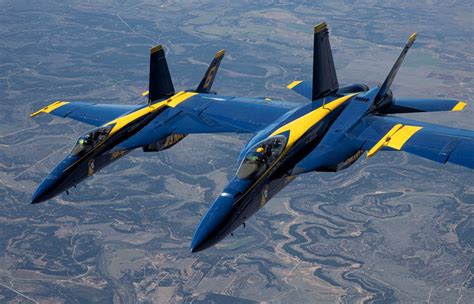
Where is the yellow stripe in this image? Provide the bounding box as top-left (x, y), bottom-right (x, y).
top-left (141, 90), bottom-right (149, 97)
top-left (271, 94), bottom-right (356, 150)
top-left (367, 124), bottom-right (422, 158)
top-left (215, 49), bottom-right (225, 58)
top-left (150, 44), bottom-right (163, 54)
top-left (452, 101), bottom-right (466, 111)
top-left (166, 91), bottom-right (198, 108)
top-left (314, 22), bottom-right (327, 33)
top-left (367, 124), bottom-right (403, 157)
top-left (30, 101), bottom-right (70, 117)
top-left (387, 125), bottom-right (422, 150)
top-left (232, 94), bottom-right (355, 207)
top-left (64, 91), bottom-right (197, 172)
top-left (407, 32), bottom-right (417, 44)
top-left (287, 80), bottom-right (302, 90)
top-left (106, 91), bottom-right (197, 135)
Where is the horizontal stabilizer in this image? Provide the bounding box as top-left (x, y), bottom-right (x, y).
top-left (287, 80), bottom-right (312, 100)
top-left (149, 45), bottom-right (175, 104)
top-left (196, 49), bottom-right (225, 94)
top-left (384, 98), bottom-right (467, 114)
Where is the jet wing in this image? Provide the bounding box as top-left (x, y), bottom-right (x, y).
top-left (31, 93), bottom-right (296, 133)
top-left (172, 94), bottom-right (297, 134)
top-left (351, 115), bottom-right (474, 169)
top-left (31, 101), bottom-right (139, 126)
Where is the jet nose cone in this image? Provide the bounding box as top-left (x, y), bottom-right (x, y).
top-left (191, 194), bottom-right (235, 253)
top-left (31, 175), bottom-right (60, 204)
top-left (31, 155), bottom-right (78, 204)
top-left (189, 243), bottom-right (202, 254)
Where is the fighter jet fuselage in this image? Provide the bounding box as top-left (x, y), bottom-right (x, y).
top-left (30, 23), bottom-right (473, 253)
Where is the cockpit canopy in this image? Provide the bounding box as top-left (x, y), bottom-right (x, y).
top-left (71, 125), bottom-right (113, 156)
top-left (237, 135), bottom-right (287, 180)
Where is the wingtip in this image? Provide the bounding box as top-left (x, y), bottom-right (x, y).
top-left (30, 110), bottom-right (42, 118)
top-left (452, 101), bottom-right (467, 111)
top-left (30, 101), bottom-right (69, 118)
top-left (314, 22), bottom-right (328, 33)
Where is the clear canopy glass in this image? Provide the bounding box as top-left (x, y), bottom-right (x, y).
top-left (71, 125), bottom-right (113, 156)
top-left (237, 135), bottom-right (287, 180)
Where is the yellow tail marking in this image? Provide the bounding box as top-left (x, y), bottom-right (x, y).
top-left (30, 101), bottom-right (70, 117)
top-left (452, 101), bottom-right (466, 111)
top-left (150, 44), bottom-right (164, 54)
top-left (407, 32), bottom-right (417, 44)
top-left (314, 22), bottom-right (328, 33)
top-left (215, 49), bottom-right (225, 58)
top-left (106, 91), bottom-right (197, 136)
top-left (271, 94), bottom-right (356, 149)
top-left (367, 124), bottom-right (422, 158)
top-left (287, 80), bottom-right (302, 90)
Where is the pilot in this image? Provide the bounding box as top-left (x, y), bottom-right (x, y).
top-left (78, 138), bottom-right (90, 148)
top-left (255, 147), bottom-right (267, 164)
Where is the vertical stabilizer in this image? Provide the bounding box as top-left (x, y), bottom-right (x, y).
top-left (196, 49), bottom-right (225, 94)
top-left (375, 33), bottom-right (417, 105)
top-left (149, 45), bottom-right (175, 104)
top-left (312, 22), bottom-right (339, 100)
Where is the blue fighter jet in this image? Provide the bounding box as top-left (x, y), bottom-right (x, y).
top-left (30, 23), bottom-right (473, 253)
